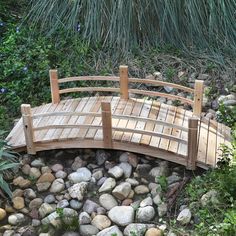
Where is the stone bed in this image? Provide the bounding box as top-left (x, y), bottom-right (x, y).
top-left (0, 149), bottom-right (194, 236)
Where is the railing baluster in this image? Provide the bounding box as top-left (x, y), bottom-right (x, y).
top-left (50, 69), bottom-right (60, 104)
top-left (21, 104), bottom-right (36, 155)
top-left (101, 102), bottom-right (113, 148)
top-left (187, 117), bottom-right (199, 170)
top-left (119, 65), bottom-right (129, 99)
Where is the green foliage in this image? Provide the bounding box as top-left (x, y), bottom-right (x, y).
top-left (156, 175), bottom-right (168, 192)
top-left (0, 131), bottom-right (19, 197)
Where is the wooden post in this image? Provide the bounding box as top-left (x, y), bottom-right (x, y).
top-left (119, 65), bottom-right (129, 99)
top-left (49, 69), bottom-right (60, 104)
top-left (193, 80), bottom-right (204, 117)
top-left (101, 102), bottom-right (113, 148)
top-left (21, 104), bottom-right (36, 155)
top-left (187, 117), bottom-right (199, 170)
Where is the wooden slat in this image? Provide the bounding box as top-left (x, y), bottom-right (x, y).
top-left (59, 87), bottom-right (119, 94)
top-left (159, 105), bottom-right (177, 150)
top-left (58, 76), bottom-right (120, 83)
top-left (140, 101), bottom-right (160, 145)
top-left (101, 102), bottom-right (112, 147)
top-left (168, 108), bottom-right (186, 153)
top-left (149, 103), bottom-right (169, 148)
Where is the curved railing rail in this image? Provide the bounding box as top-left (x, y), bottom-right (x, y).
top-left (21, 101), bottom-right (198, 170)
top-left (50, 65), bottom-right (204, 117)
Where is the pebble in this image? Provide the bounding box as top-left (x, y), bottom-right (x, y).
top-left (55, 170), bottom-right (67, 179)
top-left (126, 178), bottom-right (139, 186)
top-left (79, 211), bottom-right (91, 225)
top-left (49, 178), bottom-right (65, 193)
top-left (83, 199), bottom-right (100, 214)
top-left (91, 215), bottom-right (111, 230)
top-left (70, 199), bottom-right (83, 210)
top-left (158, 203), bottom-right (167, 217)
top-left (99, 194), bottom-right (118, 210)
top-left (92, 170), bottom-right (103, 180)
top-left (112, 182), bottom-right (131, 200)
top-left (12, 197), bottom-right (25, 210)
top-left (37, 173), bottom-right (55, 183)
top-left (96, 150), bottom-right (109, 165)
top-left (8, 213), bottom-right (25, 225)
top-left (98, 178), bottom-right (116, 192)
top-left (177, 208), bottom-right (192, 225)
top-left (68, 182), bottom-right (87, 201)
top-left (44, 194), bottom-right (56, 204)
top-left (36, 182), bottom-right (51, 192)
top-left (124, 223), bottom-right (147, 236)
top-left (29, 198), bottom-right (43, 209)
top-left (31, 159), bottom-right (45, 167)
top-left (97, 225), bottom-right (123, 236)
top-left (79, 224), bottom-right (99, 236)
top-left (140, 197), bottom-right (153, 207)
top-left (108, 166), bottom-right (124, 179)
top-left (68, 167), bottom-right (92, 183)
top-left (0, 208), bottom-right (6, 221)
top-left (13, 176), bottom-right (31, 188)
top-left (136, 206), bottom-right (155, 222)
top-left (145, 228), bottom-right (162, 236)
top-left (29, 167), bottom-right (41, 179)
top-left (51, 163), bottom-right (63, 172)
top-left (39, 203), bottom-right (54, 218)
top-left (119, 162), bottom-right (132, 178)
top-left (134, 185), bottom-right (150, 194)
top-left (57, 199), bottom-right (69, 208)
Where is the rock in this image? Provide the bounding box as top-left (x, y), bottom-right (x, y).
top-left (126, 178), bottom-right (139, 186)
top-left (145, 228), bottom-right (162, 236)
top-left (128, 153), bottom-right (139, 167)
top-left (79, 225), bottom-right (99, 236)
top-left (119, 162), bottom-right (132, 178)
top-left (62, 232), bottom-right (79, 236)
top-left (12, 188), bottom-right (24, 197)
top-left (153, 194), bottom-right (162, 206)
top-left (223, 100), bottom-right (236, 106)
top-left (36, 182), bottom-right (51, 192)
top-left (22, 164), bottom-right (31, 175)
top-left (29, 198), bottom-right (43, 209)
top-left (37, 173), bottom-right (55, 183)
top-left (31, 159), bottom-right (45, 167)
top-left (92, 170), bottom-right (103, 180)
top-left (97, 177), bottom-right (107, 186)
top-left (122, 199), bottom-right (133, 206)
top-left (68, 167), bottom-right (92, 183)
top-left (0, 208), bottom-right (6, 221)
top-left (79, 212), bottom-right (91, 225)
top-left (24, 188), bottom-right (36, 199)
top-left (12, 197), bottom-right (25, 210)
top-left (97, 207), bottom-right (106, 215)
top-left (44, 194), bottom-right (56, 204)
top-left (167, 232), bottom-right (177, 236)
top-left (119, 152), bottom-right (129, 162)
top-left (96, 150), bottom-right (109, 165)
top-left (39, 203), bottom-right (54, 218)
top-left (164, 86), bottom-right (173, 93)
top-left (13, 176), bottom-right (31, 188)
top-left (29, 167), bottom-right (41, 179)
top-left (98, 177), bottom-right (116, 192)
top-left (136, 164), bottom-right (152, 175)
top-left (29, 208), bottom-right (39, 219)
top-left (149, 162), bottom-right (169, 178)
top-left (136, 206), bottom-right (155, 222)
top-left (55, 170), bottom-right (67, 179)
top-left (99, 194), bottom-right (118, 210)
top-left (167, 174), bottom-right (181, 185)
top-left (124, 223), bottom-right (147, 236)
top-left (158, 203), bottom-right (167, 217)
top-left (97, 225), bottom-right (123, 236)
top-left (72, 156), bottom-right (86, 171)
top-left (68, 182), bottom-right (87, 201)
top-left (140, 197), bottom-right (153, 207)
top-left (108, 206), bottom-right (134, 226)
top-left (8, 213), bottom-right (25, 225)
top-left (112, 182), bottom-right (131, 200)
top-left (134, 185), bottom-right (149, 194)
top-left (70, 199), bottom-right (83, 210)
top-left (57, 199), bottom-right (69, 208)
top-left (177, 208), bottom-right (192, 225)
top-left (201, 190), bottom-right (219, 207)
top-left (41, 166), bottom-right (52, 174)
top-left (108, 166), bottom-right (124, 179)
top-left (91, 215), bottom-right (111, 230)
top-left (32, 219), bottom-right (41, 227)
top-left (51, 163), bottom-right (63, 172)
top-left (49, 178), bottom-right (65, 193)
top-left (83, 200), bottom-right (100, 214)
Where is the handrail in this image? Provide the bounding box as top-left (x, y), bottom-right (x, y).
top-left (58, 76), bottom-right (120, 83)
top-left (59, 87), bottom-right (120, 94)
top-left (32, 112), bottom-right (102, 119)
top-left (33, 124), bottom-right (187, 144)
top-left (129, 89), bottom-right (193, 105)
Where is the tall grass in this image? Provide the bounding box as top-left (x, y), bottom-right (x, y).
top-left (25, 0), bottom-right (236, 57)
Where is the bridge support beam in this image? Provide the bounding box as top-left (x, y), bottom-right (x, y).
top-left (187, 117), bottom-right (199, 170)
top-left (101, 102), bottom-right (113, 148)
top-left (21, 104), bottom-right (36, 155)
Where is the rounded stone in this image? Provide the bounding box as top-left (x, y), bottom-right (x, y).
top-left (91, 215), bottom-right (111, 230)
top-left (68, 168), bottom-right (92, 183)
top-left (37, 173), bottom-right (55, 183)
top-left (44, 194), bottom-right (56, 204)
top-left (98, 178), bottom-right (116, 192)
top-left (24, 188), bottom-right (36, 199)
top-left (136, 206), bottom-right (155, 222)
top-left (12, 197), bottom-right (25, 210)
top-left (49, 178), bottom-right (65, 193)
top-left (112, 182), bottom-right (131, 200)
top-left (145, 228), bottom-right (162, 236)
top-left (55, 170), bottom-right (67, 179)
top-left (51, 163), bottom-right (63, 172)
top-left (99, 194), bottom-right (118, 210)
top-left (8, 213), bottom-right (25, 225)
top-left (134, 185), bottom-right (150, 194)
top-left (79, 211), bottom-right (91, 225)
top-left (79, 225), bottom-right (99, 236)
top-left (177, 208), bottom-right (191, 225)
top-left (0, 208), bottom-right (6, 221)
top-left (29, 198), bottom-right (43, 209)
top-left (70, 199), bottom-right (83, 210)
top-left (39, 203), bottom-right (54, 218)
top-left (29, 167), bottom-right (41, 179)
top-left (108, 166), bottom-right (124, 179)
top-left (97, 225), bottom-right (123, 236)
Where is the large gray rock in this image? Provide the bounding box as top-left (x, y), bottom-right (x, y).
top-left (119, 162), bottom-right (132, 178)
top-left (97, 225), bottom-right (123, 236)
top-left (98, 178), bottom-right (116, 192)
top-left (99, 194), bottom-right (118, 210)
top-left (136, 206), bottom-right (155, 222)
top-left (79, 225), bottom-right (99, 236)
top-left (108, 206), bottom-right (134, 226)
top-left (49, 178), bottom-right (65, 193)
top-left (108, 166), bottom-right (124, 179)
top-left (112, 182), bottom-right (131, 200)
top-left (124, 224), bottom-right (147, 236)
top-left (68, 182), bottom-right (87, 201)
top-left (68, 167), bottom-right (92, 183)
top-left (177, 208), bottom-right (192, 225)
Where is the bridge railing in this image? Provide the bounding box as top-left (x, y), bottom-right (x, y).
top-left (21, 101), bottom-right (199, 170)
top-left (50, 65), bottom-right (204, 117)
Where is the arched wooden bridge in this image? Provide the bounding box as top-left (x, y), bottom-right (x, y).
top-left (6, 66), bottom-right (231, 170)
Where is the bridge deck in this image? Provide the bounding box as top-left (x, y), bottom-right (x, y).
top-left (6, 96), bottom-right (231, 169)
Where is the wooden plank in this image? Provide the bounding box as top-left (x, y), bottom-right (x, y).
top-left (120, 65), bottom-right (129, 99)
top-left (158, 105), bottom-right (177, 150)
top-left (93, 96), bottom-right (120, 140)
top-left (177, 110), bottom-right (192, 156)
top-left (131, 100), bottom-right (152, 144)
top-left (140, 100), bottom-right (160, 145)
top-left (149, 103), bottom-right (169, 148)
top-left (59, 87), bottom-right (120, 94)
top-left (101, 102), bottom-right (112, 148)
top-left (50, 70), bottom-right (60, 103)
top-left (121, 99), bottom-right (144, 142)
top-left (193, 80), bottom-right (204, 117)
top-left (59, 76), bottom-right (120, 83)
top-left (168, 108), bottom-right (186, 153)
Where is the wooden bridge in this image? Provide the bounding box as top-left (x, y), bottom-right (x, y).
top-left (6, 66), bottom-right (231, 170)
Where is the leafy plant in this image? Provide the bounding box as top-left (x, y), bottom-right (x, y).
top-left (0, 131), bottom-right (19, 197)
top-left (156, 175), bottom-right (168, 192)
